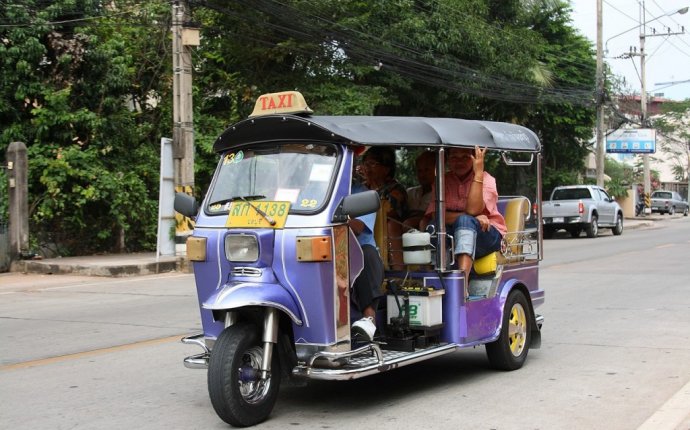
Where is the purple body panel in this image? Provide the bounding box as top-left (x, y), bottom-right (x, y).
top-left (402, 261), bottom-right (541, 346)
top-left (189, 148), bottom-right (361, 346)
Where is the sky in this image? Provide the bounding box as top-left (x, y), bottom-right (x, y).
top-left (569, 0), bottom-right (690, 101)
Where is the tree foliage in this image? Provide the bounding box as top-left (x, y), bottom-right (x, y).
top-left (1, 0), bottom-right (597, 255)
top-left (1, 0), bottom-right (170, 254)
top-left (651, 101), bottom-right (690, 182)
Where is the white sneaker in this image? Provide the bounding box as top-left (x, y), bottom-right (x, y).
top-left (352, 316), bottom-right (376, 341)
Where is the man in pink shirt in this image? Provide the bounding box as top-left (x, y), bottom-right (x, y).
top-left (421, 146), bottom-right (506, 286)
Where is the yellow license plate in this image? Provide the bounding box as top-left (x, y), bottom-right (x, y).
top-left (225, 201), bottom-right (290, 229)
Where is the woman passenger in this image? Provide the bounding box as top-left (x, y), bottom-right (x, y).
top-left (360, 147), bottom-right (408, 219)
top-left (360, 147), bottom-right (407, 270)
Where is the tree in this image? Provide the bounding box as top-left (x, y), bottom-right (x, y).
top-left (651, 101), bottom-right (690, 184)
top-left (192, 0), bottom-right (596, 194)
top-left (521, 1), bottom-right (597, 194)
top-left (1, 0), bottom-right (599, 256)
top-left (1, 0), bottom-right (171, 254)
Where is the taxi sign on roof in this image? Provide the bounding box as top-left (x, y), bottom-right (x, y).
top-left (249, 91), bottom-right (313, 118)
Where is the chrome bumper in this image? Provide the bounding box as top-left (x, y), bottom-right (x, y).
top-left (292, 342), bottom-right (458, 381)
top-left (182, 333), bottom-right (210, 369)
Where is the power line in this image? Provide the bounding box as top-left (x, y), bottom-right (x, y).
top-left (195, 0), bottom-right (595, 106)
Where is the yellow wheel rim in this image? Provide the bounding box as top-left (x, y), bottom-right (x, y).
top-left (508, 302), bottom-right (527, 356)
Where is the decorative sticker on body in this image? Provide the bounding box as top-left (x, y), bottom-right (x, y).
top-left (223, 150), bottom-right (244, 165)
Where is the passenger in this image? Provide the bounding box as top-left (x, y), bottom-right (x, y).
top-left (360, 147), bottom-right (408, 219)
top-left (420, 146), bottom-right (506, 292)
top-left (349, 178), bottom-right (384, 342)
top-left (360, 147), bottom-right (407, 270)
top-left (403, 150), bottom-right (435, 230)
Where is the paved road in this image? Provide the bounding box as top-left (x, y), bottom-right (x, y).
top-left (1, 217), bottom-right (689, 429)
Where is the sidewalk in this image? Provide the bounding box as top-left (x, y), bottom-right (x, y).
top-left (625, 214), bottom-right (664, 229)
top-left (8, 252), bottom-right (185, 278)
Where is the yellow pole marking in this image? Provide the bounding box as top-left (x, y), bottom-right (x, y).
top-left (1, 334), bottom-right (185, 372)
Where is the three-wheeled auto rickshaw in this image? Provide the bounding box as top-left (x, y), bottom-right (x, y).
top-left (175, 91), bottom-right (545, 427)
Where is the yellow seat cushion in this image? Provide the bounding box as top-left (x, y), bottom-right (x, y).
top-left (473, 252), bottom-right (497, 275)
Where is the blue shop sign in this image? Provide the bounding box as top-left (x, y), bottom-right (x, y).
top-left (606, 129), bottom-right (656, 154)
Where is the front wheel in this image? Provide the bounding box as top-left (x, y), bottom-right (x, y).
top-left (208, 322), bottom-right (281, 427)
top-left (585, 215), bottom-right (598, 238)
top-left (612, 213), bottom-right (623, 236)
top-left (486, 289), bottom-right (532, 370)
top-left (684, 206), bottom-right (689, 217)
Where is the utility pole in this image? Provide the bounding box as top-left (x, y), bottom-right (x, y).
top-left (635, 1), bottom-right (687, 213)
top-left (172, 0), bottom-right (195, 192)
top-left (595, 0), bottom-right (606, 187)
top-left (640, 2), bottom-right (651, 211)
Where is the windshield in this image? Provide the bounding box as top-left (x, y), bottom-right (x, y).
top-left (206, 143), bottom-right (339, 214)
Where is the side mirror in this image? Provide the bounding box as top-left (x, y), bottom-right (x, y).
top-left (174, 192), bottom-right (199, 219)
top-left (332, 190), bottom-right (380, 222)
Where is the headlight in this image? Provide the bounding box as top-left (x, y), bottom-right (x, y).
top-left (225, 234), bottom-right (259, 262)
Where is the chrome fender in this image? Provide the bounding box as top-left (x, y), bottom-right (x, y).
top-left (202, 282), bottom-right (303, 326)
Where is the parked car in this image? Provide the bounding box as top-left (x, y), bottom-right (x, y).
top-left (542, 185), bottom-right (623, 238)
top-left (650, 190), bottom-right (689, 216)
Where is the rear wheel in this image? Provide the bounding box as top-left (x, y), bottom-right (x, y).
top-left (684, 206), bottom-right (689, 216)
top-left (585, 215), bottom-right (598, 238)
top-left (568, 228), bottom-right (581, 238)
top-left (208, 322), bottom-right (281, 427)
top-left (668, 206), bottom-right (675, 215)
top-left (612, 213), bottom-right (623, 236)
top-left (486, 289), bottom-right (531, 370)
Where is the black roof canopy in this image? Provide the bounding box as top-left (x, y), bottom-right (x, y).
top-left (213, 115), bottom-right (541, 153)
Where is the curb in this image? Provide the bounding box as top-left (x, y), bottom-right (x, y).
top-left (10, 256), bottom-right (186, 277)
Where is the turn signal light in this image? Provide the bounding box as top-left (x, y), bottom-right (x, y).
top-left (187, 236), bottom-right (207, 262)
top-left (296, 236), bottom-right (332, 262)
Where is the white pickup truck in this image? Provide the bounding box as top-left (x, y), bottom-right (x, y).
top-left (542, 185), bottom-right (624, 238)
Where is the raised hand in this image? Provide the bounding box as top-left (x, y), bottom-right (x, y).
top-left (472, 145), bottom-right (486, 178)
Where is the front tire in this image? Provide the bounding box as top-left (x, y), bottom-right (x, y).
top-left (585, 215), bottom-right (598, 238)
top-left (208, 322), bottom-right (281, 427)
top-left (486, 289), bottom-right (532, 370)
top-left (612, 213), bottom-right (623, 236)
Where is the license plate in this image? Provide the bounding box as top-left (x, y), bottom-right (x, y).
top-left (226, 201), bottom-right (290, 229)
top-left (552, 217), bottom-right (564, 223)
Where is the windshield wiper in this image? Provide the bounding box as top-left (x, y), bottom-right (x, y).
top-left (208, 195), bottom-right (266, 207)
top-left (209, 195), bottom-right (275, 226)
top-left (237, 196), bottom-right (276, 226)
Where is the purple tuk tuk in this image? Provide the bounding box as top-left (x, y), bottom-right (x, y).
top-left (175, 91), bottom-right (544, 427)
